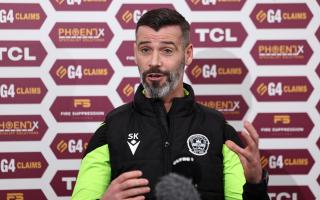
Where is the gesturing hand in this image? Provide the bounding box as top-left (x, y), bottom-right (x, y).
top-left (101, 170), bottom-right (150, 200)
top-left (225, 121), bottom-right (262, 183)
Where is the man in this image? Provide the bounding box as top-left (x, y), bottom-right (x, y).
top-left (71, 8), bottom-right (269, 200)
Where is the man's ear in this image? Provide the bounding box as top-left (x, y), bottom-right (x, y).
top-left (133, 42), bottom-right (138, 65)
top-left (185, 43), bottom-right (193, 65)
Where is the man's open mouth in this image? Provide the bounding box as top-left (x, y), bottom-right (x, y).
top-left (147, 73), bottom-right (165, 81)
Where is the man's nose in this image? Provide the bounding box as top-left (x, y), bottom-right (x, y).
top-left (149, 51), bottom-right (162, 67)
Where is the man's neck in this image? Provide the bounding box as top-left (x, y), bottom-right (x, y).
top-left (161, 83), bottom-right (184, 112)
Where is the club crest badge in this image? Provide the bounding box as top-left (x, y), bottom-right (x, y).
top-left (187, 134), bottom-right (210, 156)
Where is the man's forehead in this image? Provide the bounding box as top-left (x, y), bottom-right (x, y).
top-left (136, 25), bottom-right (183, 43)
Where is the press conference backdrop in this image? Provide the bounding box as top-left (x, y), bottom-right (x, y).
top-left (0, 0), bottom-right (319, 199)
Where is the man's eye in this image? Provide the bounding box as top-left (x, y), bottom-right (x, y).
top-left (140, 48), bottom-right (150, 54)
top-left (163, 48), bottom-right (173, 54)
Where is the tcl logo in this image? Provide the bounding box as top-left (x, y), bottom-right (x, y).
top-left (62, 176), bottom-right (76, 191)
top-left (195, 28), bottom-right (237, 42)
top-left (0, 41), bottom-right (47, 67)
top-left (268, 186), bottom-right (315, 200)
top-left (269, 192), bottom-right (297, 200)
top-left (57, 139), bottom-right (88, 153)
top-left (0, 47), bottom-right (35, 61)
top-left (0, 159), bottom-right (15, 173)
top-left (191, 23), bottom-right (247, 47)
top-left (50, 170), bottom-right (78, 196)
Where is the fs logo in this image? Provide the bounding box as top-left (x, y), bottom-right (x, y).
top-left (73, 99), bottom-right (91, 108)
top-left (6, 192), bottom-right (23, 200)
top-left (273, 115), bottom-right (290, 124)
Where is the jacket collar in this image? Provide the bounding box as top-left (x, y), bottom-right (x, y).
top-left (133, 83), bottom-right (196, 117)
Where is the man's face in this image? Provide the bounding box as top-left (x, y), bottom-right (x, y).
top-left (134, 25), bottom-right (193, 98)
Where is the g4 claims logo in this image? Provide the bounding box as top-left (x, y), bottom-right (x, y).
top-left (56, 139), bottom-right (87, 153)
top-left (51, 59), bottom-right (114, 85)
top-left (0, 159), bottom-right (16, 173)
top-left (186, 0), bottom-right (246, 11)
top-left (51, 133), bottom-right (91, 159)
top-left (251, 4), bottom-right (312, 29)
top-left (260, 150), bottom-right (314, 174)
top-left (251, 77), bottom-right (313, 101)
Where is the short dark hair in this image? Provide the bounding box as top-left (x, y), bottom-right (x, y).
top-left (136, 8), bottom-right (190, 46)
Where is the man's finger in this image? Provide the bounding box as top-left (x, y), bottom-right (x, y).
top-left (244, 121), bottom-right (259, 145)
top-left (240, 129), bottom-right (256, 150)
top-left (121, 186), bottom-right (150, 199)
top-left (127, 196), bottom-right (146, 200)
top-left (226, 140), bottom-right (248, 157)
top-left (114, 170), bottom-right (143, 184)
top-left (120, 178), bottom-right (149, 190)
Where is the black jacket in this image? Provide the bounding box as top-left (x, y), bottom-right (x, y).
top-left (76, 83), bottom-right (269, 200)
